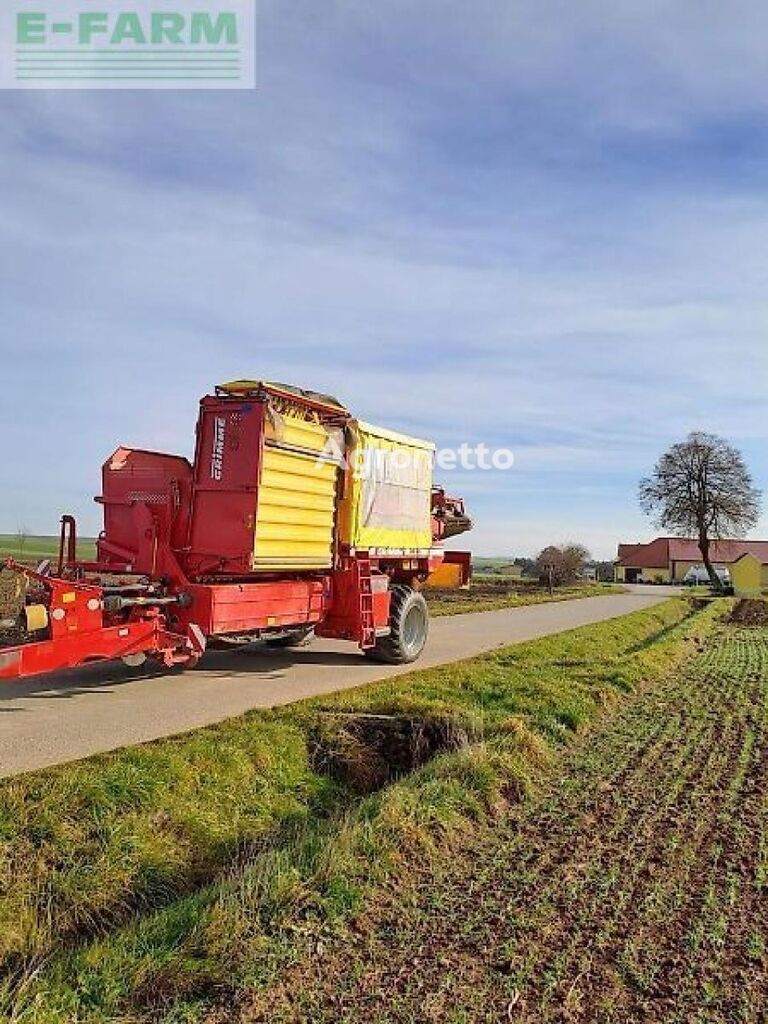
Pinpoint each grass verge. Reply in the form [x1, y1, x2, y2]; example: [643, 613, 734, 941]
[249, 616, 768, 1023]
[0, 597, 723, 1022]
[426, 581, 623, 615]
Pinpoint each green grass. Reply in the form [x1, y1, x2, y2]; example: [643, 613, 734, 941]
[0, 597, 723, 1022]
[0, 534, 95, 563]
[426, 580, 623, 615]
[470, 557, 518, 573]
[254, 617, 768, 1023]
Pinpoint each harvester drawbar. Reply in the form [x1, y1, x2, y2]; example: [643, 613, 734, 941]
[0, 381, 471, 682]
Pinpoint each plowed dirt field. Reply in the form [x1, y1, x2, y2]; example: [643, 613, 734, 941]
[248, 626, 768, 1023]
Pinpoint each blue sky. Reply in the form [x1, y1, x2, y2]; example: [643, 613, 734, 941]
[1, 0, 766, 557]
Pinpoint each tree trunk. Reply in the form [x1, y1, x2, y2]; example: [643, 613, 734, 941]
[699, 534, 722, 592]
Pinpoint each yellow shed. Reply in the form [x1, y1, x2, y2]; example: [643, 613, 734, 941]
[731, 553, 765, 597]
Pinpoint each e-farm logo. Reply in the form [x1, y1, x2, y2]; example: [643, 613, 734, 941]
[1, 1, 255, 89]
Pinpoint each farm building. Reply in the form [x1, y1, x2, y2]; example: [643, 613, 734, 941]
[614, 537, 768, 587]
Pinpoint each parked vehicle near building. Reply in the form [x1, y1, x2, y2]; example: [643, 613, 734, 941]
[615, 536, 768, 584]
[682, 565, 730, 586]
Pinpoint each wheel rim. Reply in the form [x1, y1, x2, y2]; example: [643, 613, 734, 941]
[402, 602, 427, 654]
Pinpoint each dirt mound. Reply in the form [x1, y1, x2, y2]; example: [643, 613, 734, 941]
[730, 598, 768, 626]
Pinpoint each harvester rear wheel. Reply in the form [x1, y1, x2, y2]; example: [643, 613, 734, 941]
[366, 585, 428, 664]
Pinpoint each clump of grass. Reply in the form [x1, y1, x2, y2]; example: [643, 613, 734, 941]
[0, 598, 722, 1021]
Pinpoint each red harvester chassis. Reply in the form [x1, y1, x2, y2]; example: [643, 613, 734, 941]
[0, 543, 439, 682]
[0, 385, 471, 682]
[0, 560, 205, 681]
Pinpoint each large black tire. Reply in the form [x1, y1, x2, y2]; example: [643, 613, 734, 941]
[264, 626, 314, 648]
[365, 585, 429, 664]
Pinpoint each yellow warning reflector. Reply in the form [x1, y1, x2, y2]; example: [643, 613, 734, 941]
[267, 616, 277, 625]
[62, 592, 76, 604]
[24, 604, 49, 632]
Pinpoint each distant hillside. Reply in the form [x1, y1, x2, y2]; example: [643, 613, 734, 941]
[472, 557, 528, 577]
[0, 534, 96, 562]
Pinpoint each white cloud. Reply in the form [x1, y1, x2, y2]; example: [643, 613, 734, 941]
[0, 1, 766, 550]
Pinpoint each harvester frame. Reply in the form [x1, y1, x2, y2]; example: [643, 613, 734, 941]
[0, 381, 471, 682]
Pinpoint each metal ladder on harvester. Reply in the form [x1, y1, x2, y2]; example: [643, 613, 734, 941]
[354, 553, 377, 649]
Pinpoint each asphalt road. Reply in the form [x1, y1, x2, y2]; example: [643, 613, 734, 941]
[0, 587, 677, 777]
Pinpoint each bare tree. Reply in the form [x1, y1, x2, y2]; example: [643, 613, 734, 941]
[639, 432, 761, 591]
[16, 526, 30, 559]
[536, 545, 560, 593]
[535, 543, 591, 588]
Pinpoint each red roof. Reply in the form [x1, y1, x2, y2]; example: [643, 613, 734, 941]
[616, 537, 671, 568]
[616, 537, 768, 567]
